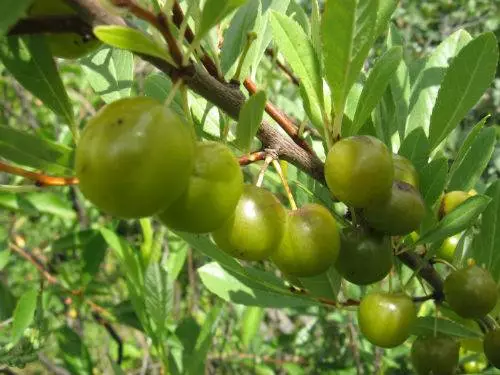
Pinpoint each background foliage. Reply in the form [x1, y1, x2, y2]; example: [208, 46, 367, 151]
[0, 0, 499, 374]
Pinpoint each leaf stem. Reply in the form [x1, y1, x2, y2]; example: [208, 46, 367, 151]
[232, 32, 258, 82]
[255, 155, 274, 187]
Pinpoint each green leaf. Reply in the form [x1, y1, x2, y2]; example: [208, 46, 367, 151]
[0, 191, 76, 219]
[11, 289, 38, 345]
[185, 303, 223, 375]
[57, 326, 93, 375]
[448, 116, 488, 180]
[406, 29, 472, 136]
[81, 46, 133, 103]
[220, 0, 261, 75]
[0, 280, 17, 320]
[388, 25, 411, 140]
[0, 124, 74, 175]
[0, 0, 32, 38]
[93, 26, 174, 64]
[419, 158, 448, 207]
[398, 128, 430, 171]
[236, 91, 266, 152]
[81, 232, 107, 287]
[144, 263, 171, 336]
[0, 36, 74, 125]
[375, 0, 398, 37]
[417, 195, 492, 246]
[240, 306, 264, 348]
[298, 267, 342, 301]
[310, 0, 322, 69]
[198, 0, 248, 42]
[166, 237, 188, 281]
[198, 262, 311, 308]
[143, 73, 184, 114]
[322, 0, 378, 114]
[429, 33, 499, 149]
[270, 11, 324, 129]
[352, 47, 402, 133]
[412, 317, 481, 339]
[52, 230, 99, 252]
[0, 250, 10, 271]
[447, 127, 496, 192]
[471, 181, 500, 281]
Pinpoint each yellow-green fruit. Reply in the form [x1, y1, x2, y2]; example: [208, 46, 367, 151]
[439, 191, 472, 219]
[29, 0, 100, 59]
[212, 185, 286, 261]
[436, 235, 460, 262]
[484, 329, 500, 369]
[271, 204, 340, 278]
[363, 181, 426, 235]
[393, 154, 419, 188]
[158, 141, 243, 233]
[335, 228, 392, 285]
[358, 292, 417, 348]
[75, 97, 194, 218]
[411, 335, 460, 375]
[324, 136, 393, 208]
[443, 265, 498, 319]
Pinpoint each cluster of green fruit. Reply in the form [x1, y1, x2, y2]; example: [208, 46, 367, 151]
[76, 97, 500, 372]
[27, 0, 101, 59]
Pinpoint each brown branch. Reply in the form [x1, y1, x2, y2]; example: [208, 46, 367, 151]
[265, 48, 300, 86]
[0, 161, 78, 187]
[243, 78, 315, 155]
[238, 151, 267, 166]
[108, 0, 183, 66]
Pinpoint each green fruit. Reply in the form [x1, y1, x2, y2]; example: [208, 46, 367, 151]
[75, 97, 194, 218]
[324, 136, 393, 208]
[271, 204, 340, 278]
[158, 141, 243, 233]
[484, 329, 500, 369]
[439, 191, 473, 219]
[411, 335, 460, 375]
[463, 359, 487, 374]
[358, 292, 417, 348]
[443, 265, 498, 319]
[334, 228, 392, 285]
[212, 185, 286, 261]
[436, 235, 460, 262]
[363, 181, 426, 235]
[393, 154, 419, 188]
[29, 0, 101, 59]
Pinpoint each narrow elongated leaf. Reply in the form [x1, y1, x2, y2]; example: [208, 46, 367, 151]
[93, 26, 174, 64]
[0, 124, 74, 175]
[448, 116, 488, 179]
[406, 30, 472, 135]
[447, 127, 496, 191]
[311, 0, 322, 68]
[144, 263, 171, 334]
[429, 33, 499, 149]
[322, 0, 378, 113]
[388, 25, 410, 139]
[398, 128, 430, 171]
[471, 181, 500, 281]
[0, 280, 17, 320]
[0, 36, 74, 125]
[185, 303, 223, 375]
[298, 267, 342, 301]
[412, 317, 481, 339]
[198, 0, 247, 41]
[81, 46, 133, 103]
[220, 0, 261, 75]
[11, 289, 38, 344]
[241, 306, 264, 347]
[416, 195, 492, 246]
[236, 91, 266, 152]
[198, 262, 312, 308]
[352, 47, 402, 133]
[419, 158, 448, 207]
[0, 0, 32, 37]
[270, 11, 324, 129]
[0, 191, 76, 219]
[375, 0, 398, 37]
[81, 232, 107, 287]
[57, 326, 93, 375]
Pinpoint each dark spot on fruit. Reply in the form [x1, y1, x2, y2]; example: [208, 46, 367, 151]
[117, 118, 124, 125]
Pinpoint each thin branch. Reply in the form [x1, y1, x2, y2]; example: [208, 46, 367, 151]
[92, 312, 124, 365]
[244, 78, 315, 155]
[0, 161, 78, 187]
[238, 151, 267, 166]
[265, 48, 300, 86]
